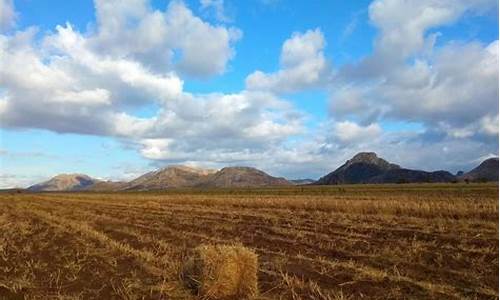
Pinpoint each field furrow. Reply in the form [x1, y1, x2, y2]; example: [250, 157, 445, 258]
[0, 184, 498, 299]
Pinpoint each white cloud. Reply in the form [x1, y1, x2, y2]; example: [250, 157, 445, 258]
[0, 24, 183, 135]
[479, 115, 499, 136]
[139, 138, 175, 160]
[246, 28, 330, 94]
[111, 113, 157, 137]
[163, 1, 241, 76]
[332, 0, 498, 142]
[90, 0, 240, 77]
[105, 90, 304, 143]
[52, 89, 111, 106]
[333, 40, 499, 140]
[0, 4, 304, 169]
[125, 90, 304, 163]
[333, 121, 382, 144]
[200, 0, 232, 23]
[369, 0, 496, 62]
[0, 0, 16, 31]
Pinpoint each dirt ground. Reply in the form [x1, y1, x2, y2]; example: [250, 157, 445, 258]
[0, 183, 498, 299]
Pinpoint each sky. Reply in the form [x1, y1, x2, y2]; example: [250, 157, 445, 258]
[0, 0, 498, 187]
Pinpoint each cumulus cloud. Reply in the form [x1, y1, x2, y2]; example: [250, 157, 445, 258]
[128, 91, 304, 162]
[0, 2, 303, 172]
[0, 24, 182, 135]
[140, 138, 175, 160]
[0, 27, 301, 140]
[246, 28, 330, 94]
[333, 121, 382, 145]
[367, 0, 497, 67]
[162, 2, 241, 76]
[90, 0, 240, 76]
[0, 0, 16, 31]
[0, 1, 242, 136]
[332, 0, 499, 143]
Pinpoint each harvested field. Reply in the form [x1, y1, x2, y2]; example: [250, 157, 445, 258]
[0, 183, 498, 299]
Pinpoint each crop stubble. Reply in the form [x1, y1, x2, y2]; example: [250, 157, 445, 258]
[0, 183, 498, 299]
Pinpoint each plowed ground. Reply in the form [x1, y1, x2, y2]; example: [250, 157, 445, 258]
[0, 184, 498, 299]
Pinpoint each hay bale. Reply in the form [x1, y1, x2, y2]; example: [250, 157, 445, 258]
[182, 244, 258, 299]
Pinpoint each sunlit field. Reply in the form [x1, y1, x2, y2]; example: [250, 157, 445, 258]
[1, 183, 498, 299]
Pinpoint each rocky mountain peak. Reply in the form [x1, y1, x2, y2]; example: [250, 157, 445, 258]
[344, 152, 400, 170]
[28, 173, 99, 191]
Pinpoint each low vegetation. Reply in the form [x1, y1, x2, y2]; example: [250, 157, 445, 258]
[0, 183, 498, 299]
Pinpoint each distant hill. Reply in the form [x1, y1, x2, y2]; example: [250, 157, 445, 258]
[315, 152, 400, 185]
[199, 167, 291, 188]
[460, 158, 499, 182]
[123, 166, 216, 191]
[28, 174, 100, 192]
[315, 152, 455, 185]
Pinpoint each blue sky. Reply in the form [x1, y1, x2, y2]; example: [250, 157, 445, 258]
[0, 0, 498, 187]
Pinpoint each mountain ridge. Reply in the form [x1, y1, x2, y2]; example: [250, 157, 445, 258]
[314, 152, 497, 185]
[25, 153, 499, 191]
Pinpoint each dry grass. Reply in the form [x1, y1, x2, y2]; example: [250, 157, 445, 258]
[0, 183, 497, 299]
[182, 244, 258, 299]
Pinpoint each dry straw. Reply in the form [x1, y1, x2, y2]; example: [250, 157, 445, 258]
[182, 244, 258, 299]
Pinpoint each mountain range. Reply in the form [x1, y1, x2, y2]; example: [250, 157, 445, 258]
[26, 152, 498, 192]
